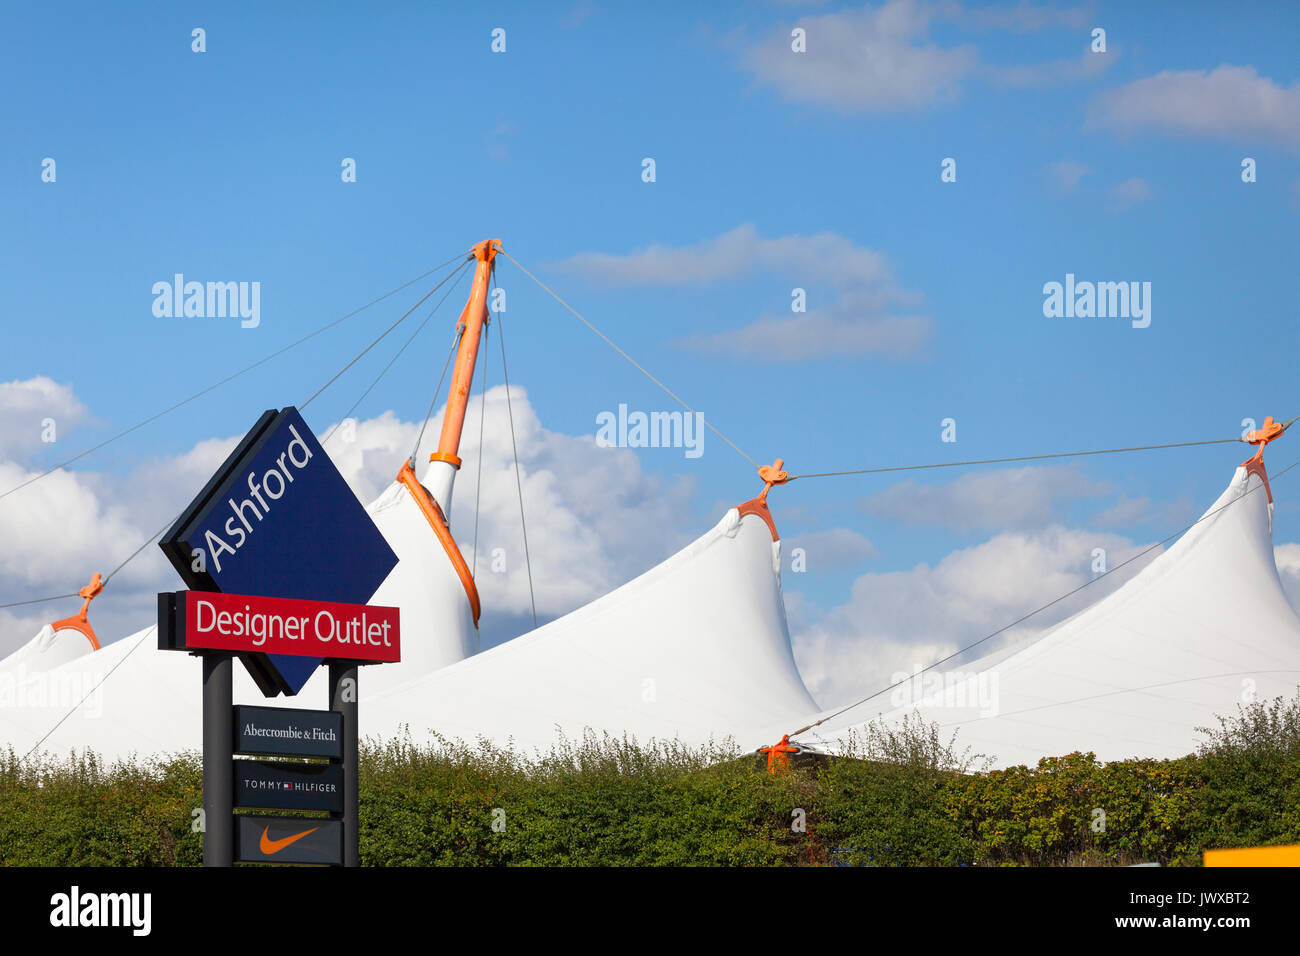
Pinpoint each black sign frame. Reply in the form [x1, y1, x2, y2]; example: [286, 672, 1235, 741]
[233, 759, 344, 813]
[235, 815, 343, 866]
[233, 705, 343, 759]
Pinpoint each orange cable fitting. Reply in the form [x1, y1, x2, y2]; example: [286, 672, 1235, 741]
[49, 572, 104, 651]
[758, 734, 800, 774]
[756, 459, 790, 503]
[1241, 415, 1288, 504]
[737, 459, 790, 542]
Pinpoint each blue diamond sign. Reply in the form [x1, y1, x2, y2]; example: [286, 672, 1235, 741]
[160, 407, 398, 695]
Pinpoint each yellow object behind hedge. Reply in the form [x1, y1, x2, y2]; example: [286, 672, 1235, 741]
[1204, 844, 1300, 866]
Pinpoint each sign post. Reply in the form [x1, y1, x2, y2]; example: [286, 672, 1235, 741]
[160, 590, 399, 866]
[202, 653, 234, 868]
[330, 663, 360, 867]
[158, 407, 401, 867]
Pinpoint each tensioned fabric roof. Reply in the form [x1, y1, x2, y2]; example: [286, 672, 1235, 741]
[795, 465, 1300, 767]
[2, 462, 1298, 767]
[0, 466, 815, 760]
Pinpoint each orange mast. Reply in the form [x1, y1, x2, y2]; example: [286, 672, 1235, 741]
[392, 240, 501, 628]
[431, 239, 499, 471]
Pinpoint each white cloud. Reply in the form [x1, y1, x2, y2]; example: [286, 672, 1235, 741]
[1090, 494, 1150, 527]
[486, 121, 511, 161]
[988, 47, 1115, 89]
[860, 465, 1109, 532]
[562, 2, 598, 29]
[1090, 65, 1300, 148]
[437, 384, 699, 621]
[0, 461, 143, 588]
[957, 2, 1092, 34]
[785, 527, 877, 569]
[317, 409, 422, 506]
[791, 525, 1157, 707]
[0, 376, 88, 459]
[554, 224, 933, 360]
[1109, 176, 1153, 211]
[741, 0, 978, 113]
[739, 1, 1108, 112]
[684, 303, 932, 360]
[0, 383, 701, 658]
[554, 223, 898, 290]
[1049, 159, 1089, 191]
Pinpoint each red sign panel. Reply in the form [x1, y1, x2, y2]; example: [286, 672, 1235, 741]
[177, 591, 400, 662]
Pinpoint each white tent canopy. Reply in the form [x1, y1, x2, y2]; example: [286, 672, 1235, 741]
[363, 505, 816, 754]
[795, 465, 1300, 768]
[0, 624, 96, 678]
[4, 459, 1300, 768]
[6, 245, 1298, 769]
[0, 463, 815, 759]
[0, 467, 481, 753]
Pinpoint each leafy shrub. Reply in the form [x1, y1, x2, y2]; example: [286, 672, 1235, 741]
[2, 693, 1299, 867]
[1184, 690, 1300, 856]
[359, 730, 807, 866]
[0, 747, 202, 866]
[815, 712, 984, 866]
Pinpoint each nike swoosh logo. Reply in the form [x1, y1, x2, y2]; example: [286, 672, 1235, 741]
[259, 826, 320, 855]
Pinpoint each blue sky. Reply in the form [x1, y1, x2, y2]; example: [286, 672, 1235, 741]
[3, 1, 1299, 704]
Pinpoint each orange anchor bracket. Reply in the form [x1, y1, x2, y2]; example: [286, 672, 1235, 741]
[395, 460, 482, 627]
[1241, 416, 1290, 504]
[736, 458, 791, 542]
[49, 572, 105, 651]
[758, 734, 801, 775]
[757, 459, 790, 501]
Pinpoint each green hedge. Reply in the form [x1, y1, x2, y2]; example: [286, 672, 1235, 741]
[2, 693, 1298, 867]
[0, 750, 203, 866]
